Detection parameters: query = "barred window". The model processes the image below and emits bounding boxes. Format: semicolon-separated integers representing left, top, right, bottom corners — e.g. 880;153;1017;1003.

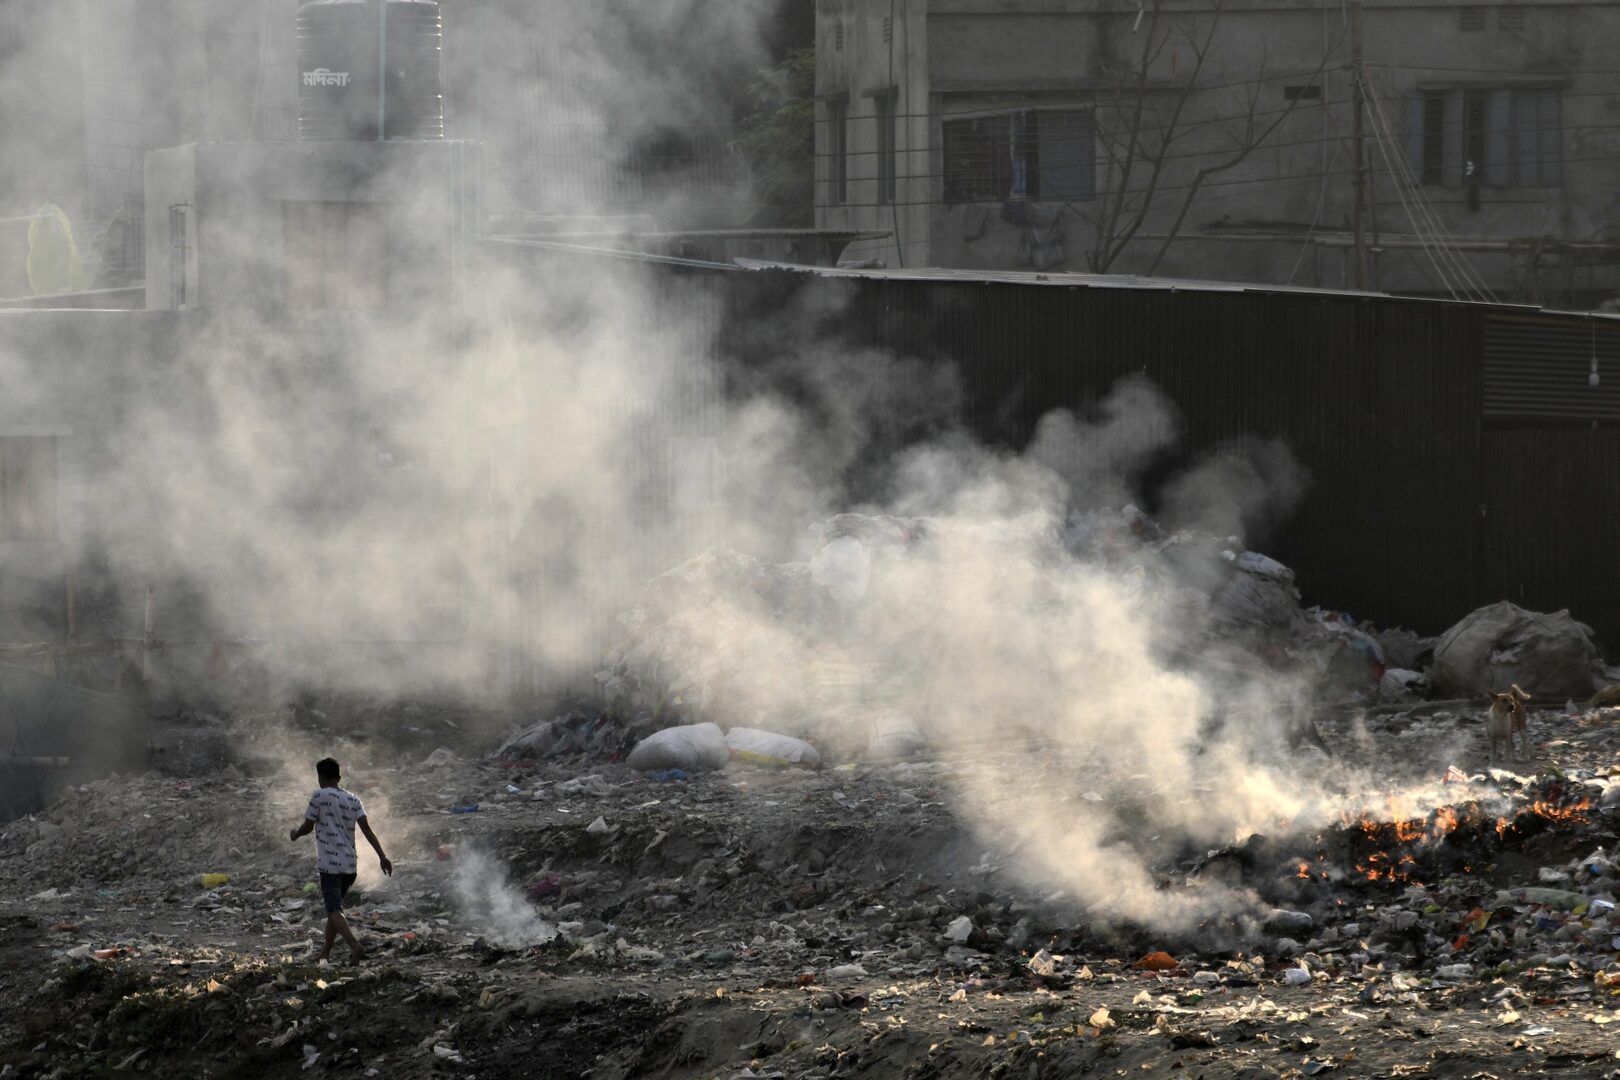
943;109;1095;203
1411;87;1560;187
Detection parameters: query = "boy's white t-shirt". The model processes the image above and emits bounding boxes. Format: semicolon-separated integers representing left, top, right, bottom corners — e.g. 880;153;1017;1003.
304;786;365;874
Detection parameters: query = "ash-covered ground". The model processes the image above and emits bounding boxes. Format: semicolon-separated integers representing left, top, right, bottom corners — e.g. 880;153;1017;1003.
2;698;1619;1080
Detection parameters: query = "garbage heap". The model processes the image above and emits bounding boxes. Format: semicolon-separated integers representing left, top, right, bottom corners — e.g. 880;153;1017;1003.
586;506;1430;766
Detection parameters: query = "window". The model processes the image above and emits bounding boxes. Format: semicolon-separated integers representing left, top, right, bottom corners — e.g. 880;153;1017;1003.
834;22;843;50
0;436;57;543
943;109;1095;203
1458;7;1485;31
1412;87;1560;187
1498;6;1526;31
168;205;191;309
827;96;848;205
882;15;892;43
875;91;897;205
283;201;387;310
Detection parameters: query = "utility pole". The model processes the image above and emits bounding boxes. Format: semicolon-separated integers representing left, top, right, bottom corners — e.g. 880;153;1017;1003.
1349;0;1367;290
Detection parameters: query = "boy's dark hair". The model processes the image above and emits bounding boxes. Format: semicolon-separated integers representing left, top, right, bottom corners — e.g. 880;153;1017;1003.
316;757;341;782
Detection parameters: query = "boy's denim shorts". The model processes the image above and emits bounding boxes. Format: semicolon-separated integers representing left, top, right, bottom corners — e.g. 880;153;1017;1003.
319;871;357;914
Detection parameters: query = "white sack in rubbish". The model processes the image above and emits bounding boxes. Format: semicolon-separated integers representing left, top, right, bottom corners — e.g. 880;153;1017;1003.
625;722;729;773
1378;668;1429;703
869;711;927;761
725;727;821;768
1430;601;1598;700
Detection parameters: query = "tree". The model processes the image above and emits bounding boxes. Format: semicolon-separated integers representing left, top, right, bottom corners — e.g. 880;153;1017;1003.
1078;1;1337;276
734;48;815;227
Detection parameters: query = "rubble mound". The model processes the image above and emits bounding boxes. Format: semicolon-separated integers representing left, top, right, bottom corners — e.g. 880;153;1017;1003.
1432;602;1600;701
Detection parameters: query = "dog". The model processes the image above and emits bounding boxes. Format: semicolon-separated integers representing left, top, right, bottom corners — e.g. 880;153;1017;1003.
1486;684;1531;762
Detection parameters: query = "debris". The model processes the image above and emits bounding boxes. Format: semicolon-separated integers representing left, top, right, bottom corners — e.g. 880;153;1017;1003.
868;711;927;761
645;769;689;782
1263;909;1313;936
556;774;612;797
625;722;729;773
1378;668;1429;703
1431;602;1599;699
724;727;821;768
198;873;230;888
942;915;974;943
421;747;458;767
1135;951;1178;971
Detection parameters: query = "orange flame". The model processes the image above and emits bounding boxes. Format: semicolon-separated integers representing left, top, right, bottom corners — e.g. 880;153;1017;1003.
1433;806;1459;835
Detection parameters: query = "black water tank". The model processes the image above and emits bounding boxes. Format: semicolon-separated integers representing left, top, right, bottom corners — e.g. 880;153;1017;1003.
297;0;443;141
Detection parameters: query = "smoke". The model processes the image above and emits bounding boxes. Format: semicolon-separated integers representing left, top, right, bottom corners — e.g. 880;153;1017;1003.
450;848;558;948
3;0;1361;934
1160;436;1312;546
1024;375;1182;512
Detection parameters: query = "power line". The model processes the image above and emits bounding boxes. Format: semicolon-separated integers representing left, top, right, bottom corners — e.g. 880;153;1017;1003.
1362;70;1499;302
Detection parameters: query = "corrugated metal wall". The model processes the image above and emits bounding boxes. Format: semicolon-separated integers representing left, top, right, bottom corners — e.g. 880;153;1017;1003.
706;270;1620;650
1484;312;1620;421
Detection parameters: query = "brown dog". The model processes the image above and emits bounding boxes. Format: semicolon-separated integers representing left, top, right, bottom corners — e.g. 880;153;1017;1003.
1486;684;1530;762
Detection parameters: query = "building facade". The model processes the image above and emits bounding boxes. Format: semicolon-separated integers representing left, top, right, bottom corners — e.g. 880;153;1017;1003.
815;0;1620;304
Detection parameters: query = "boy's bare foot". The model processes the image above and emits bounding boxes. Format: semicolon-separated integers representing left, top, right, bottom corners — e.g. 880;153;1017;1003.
347;948;365;966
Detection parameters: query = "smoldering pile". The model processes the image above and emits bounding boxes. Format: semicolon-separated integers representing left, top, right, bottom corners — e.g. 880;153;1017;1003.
1170;762;1620;966
591;506;1407;760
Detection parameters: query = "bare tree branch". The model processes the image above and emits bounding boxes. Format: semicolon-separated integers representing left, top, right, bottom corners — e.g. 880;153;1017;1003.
1144;41;1336;275
1076;0;1343;277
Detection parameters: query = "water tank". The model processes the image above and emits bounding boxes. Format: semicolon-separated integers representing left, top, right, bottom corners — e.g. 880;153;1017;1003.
297;0;443;141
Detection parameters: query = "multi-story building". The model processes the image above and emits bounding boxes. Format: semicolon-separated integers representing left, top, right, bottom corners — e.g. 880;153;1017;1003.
816;0;1620;304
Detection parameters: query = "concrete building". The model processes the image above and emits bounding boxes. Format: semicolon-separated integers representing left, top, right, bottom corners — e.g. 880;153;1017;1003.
0;0;300;299
143;139;479;314
815;0;1620;304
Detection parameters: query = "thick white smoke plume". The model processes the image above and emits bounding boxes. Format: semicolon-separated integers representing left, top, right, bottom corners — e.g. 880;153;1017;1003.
1;0;1367;934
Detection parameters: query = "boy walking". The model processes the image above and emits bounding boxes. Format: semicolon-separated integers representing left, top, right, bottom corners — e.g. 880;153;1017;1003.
289;757;391;963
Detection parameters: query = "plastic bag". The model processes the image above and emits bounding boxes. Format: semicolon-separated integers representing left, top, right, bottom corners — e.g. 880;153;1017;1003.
725;727;821;768
625;722;729;773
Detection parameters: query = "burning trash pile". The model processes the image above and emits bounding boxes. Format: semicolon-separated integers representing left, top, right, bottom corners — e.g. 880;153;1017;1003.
1173;759;1620;994
584;502;1620;780
589;506;1432;766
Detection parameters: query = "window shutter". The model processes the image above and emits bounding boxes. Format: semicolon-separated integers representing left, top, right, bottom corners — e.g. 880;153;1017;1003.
1485;90;1510;187
1404;95;1424;177
1441;90;1463;187
1512;90;1538;186
1538;90;1561;186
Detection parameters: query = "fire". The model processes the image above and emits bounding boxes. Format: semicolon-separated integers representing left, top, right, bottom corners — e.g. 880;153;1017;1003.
1527;798;1592;823
1325;791;1592;891
1433;806;1460;835
1297;861;1311;879
1496;797;1592;838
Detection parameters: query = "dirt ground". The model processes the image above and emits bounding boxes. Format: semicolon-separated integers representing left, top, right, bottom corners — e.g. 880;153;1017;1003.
2;702;1619;1080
